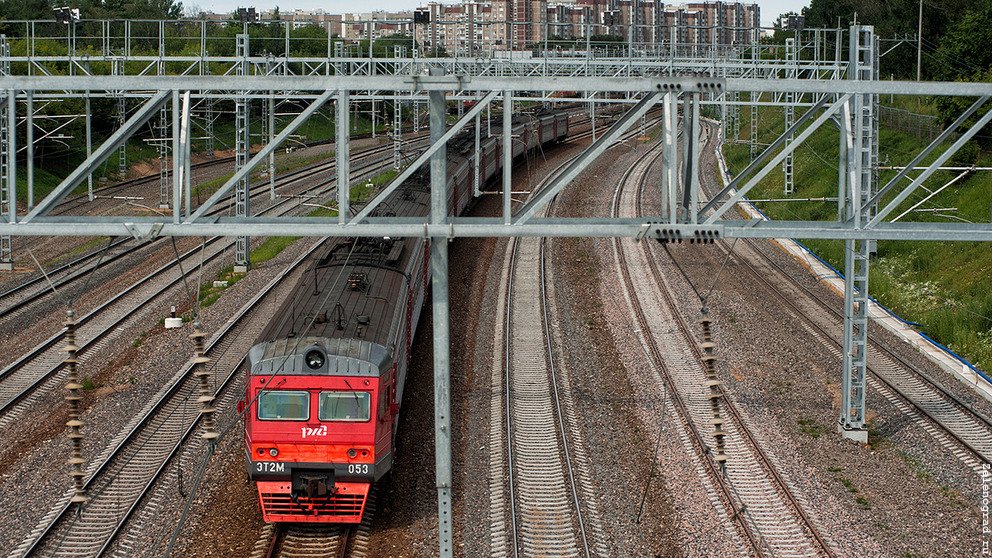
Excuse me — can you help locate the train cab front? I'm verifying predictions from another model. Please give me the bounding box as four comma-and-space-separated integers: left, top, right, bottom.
243, 339, 393, 524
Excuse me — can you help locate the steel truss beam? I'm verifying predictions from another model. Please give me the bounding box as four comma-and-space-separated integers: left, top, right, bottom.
515, 91, 663, 224
351, 90, 500, 223
23, 90, 169, 222
187, 89, 337, 223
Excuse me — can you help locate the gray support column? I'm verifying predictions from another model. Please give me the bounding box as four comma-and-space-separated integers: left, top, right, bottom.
839, 25, 877, 443
234, 33, 250, 273
661, 92, 678, 223
158, 103, 170, 209
26, 91, 32, 210
429, 72, 453, 558
268, 90, 275, 200
0, 36, 10, 270
502, 90, 512, 224
473, 110, 481, 196
203, 62, 214, 156
394, 95, 403, 170
85, 93, 93, 201
684, 93, 700, 223
172, 90, 181, 221
113, 58, 126, 180
336, 90, 350, 223
783, 38, 796, 195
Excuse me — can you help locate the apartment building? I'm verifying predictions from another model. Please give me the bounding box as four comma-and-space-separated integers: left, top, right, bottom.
203, 1, 758, 53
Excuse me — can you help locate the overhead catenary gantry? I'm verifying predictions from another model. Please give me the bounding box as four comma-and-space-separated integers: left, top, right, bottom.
2, 22, 992, 557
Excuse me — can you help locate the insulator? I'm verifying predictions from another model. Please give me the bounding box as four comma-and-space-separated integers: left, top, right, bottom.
63, 309, 87, 504
191, 323, 217, 441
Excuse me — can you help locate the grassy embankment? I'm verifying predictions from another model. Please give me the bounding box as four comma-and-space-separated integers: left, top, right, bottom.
722, 102, 992, 371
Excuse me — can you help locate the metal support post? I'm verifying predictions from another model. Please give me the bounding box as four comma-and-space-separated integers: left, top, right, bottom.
85, 93, 93, 201
750, 43, 759, 160
172, 91, 181, 222
268, 88, 275, 200
26, 91, 33, 211
428, 72, 453, 558
113, 58, 127, 180
204, 62, 215, 156
393, 96, 402, 170
750, 90, 759, 161
158, 103, 170, 209
0, 36, 10, 271
336, 90, 350, 223
590, 94, 596, 142
730, 91, 741, 143
682, 94, 700, 223
473, 110, 481, 197
783, 38, 796, 195
838, 26, 877, 443
234, 34, 250, 273
661, 93, 678, 222
502, 90, 512, 224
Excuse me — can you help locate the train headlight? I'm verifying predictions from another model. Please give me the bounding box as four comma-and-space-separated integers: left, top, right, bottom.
269, 448, 279, 457
347, 448, 357, 458
305, 349, 325, 370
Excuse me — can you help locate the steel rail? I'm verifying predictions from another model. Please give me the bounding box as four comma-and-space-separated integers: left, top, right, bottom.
0, 140, 421, 423
610, 141, 762, 555
20, 237, 327, 557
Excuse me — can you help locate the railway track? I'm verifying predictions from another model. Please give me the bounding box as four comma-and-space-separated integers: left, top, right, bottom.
248, 490, 376, 558
0, 137, 418, 329
11, 238, 327, 557
613, 136, 834, 556
0, 141, 423, 431
736, 241, 992, 469
488, 120, 662, 558
691, 120, 992, 472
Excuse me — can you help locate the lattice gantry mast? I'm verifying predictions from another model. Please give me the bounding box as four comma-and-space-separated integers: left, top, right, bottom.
0, 35, 9, 271
157, 103, 170, 209
234, 33, 251, 273
749, 42, 759, 160
783, 38, 797, 195
839, 26, 878, 443
113, 57, 127, 180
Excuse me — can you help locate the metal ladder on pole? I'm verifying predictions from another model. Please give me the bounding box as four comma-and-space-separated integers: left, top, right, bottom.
749, 42, 759, 160
234, 33, 250, 273
839, 25, 877, 442
0, 35, 11, 270
113, 57, 127, 180
157, 102, 170, 209
783, 38, 796, 195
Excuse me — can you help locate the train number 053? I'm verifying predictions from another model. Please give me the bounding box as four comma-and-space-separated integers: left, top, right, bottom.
347, 464, 370, 475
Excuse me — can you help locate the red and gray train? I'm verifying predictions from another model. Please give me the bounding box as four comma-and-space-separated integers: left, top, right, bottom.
240, 110, 570, 523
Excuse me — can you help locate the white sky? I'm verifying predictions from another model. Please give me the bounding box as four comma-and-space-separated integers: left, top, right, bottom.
192, 1, 809, 28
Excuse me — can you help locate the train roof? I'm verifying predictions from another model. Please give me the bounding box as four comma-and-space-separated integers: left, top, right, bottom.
248, 336, 389, 377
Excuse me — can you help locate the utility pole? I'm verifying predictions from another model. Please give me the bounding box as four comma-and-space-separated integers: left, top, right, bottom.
916, 0, 923, 81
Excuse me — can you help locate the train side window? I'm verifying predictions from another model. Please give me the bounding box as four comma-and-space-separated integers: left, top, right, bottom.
319, 392, 371, 422
257, 390, 309, 421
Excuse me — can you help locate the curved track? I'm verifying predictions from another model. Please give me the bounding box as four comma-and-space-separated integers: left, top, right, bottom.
695, 121, 992, 472
612, 135, 834, 557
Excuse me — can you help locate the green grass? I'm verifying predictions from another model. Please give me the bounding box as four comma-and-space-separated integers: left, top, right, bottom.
797, 417, 826, 439
251, 236, 301, 264
723, 101, 992, 371
197, 267, 244, 309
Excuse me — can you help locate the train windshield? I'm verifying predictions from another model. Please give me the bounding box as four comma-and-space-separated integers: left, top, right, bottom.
319, 392, 371, 422
257, 390, 309, 421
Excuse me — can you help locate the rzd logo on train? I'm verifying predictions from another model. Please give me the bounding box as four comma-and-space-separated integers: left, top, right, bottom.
301, 425, 328, 438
